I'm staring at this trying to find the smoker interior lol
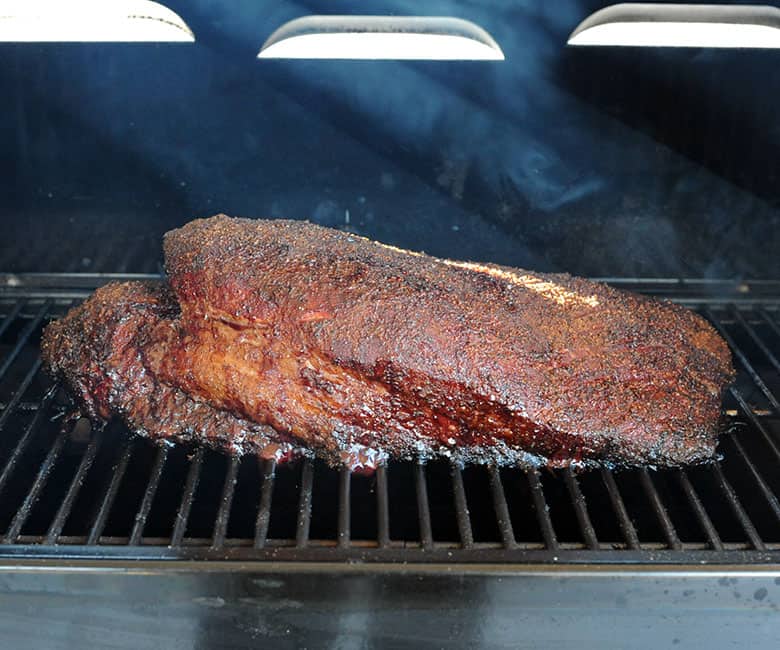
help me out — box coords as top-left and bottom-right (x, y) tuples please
(2, 5), (780, 648)
(1, 0), (780, 582)
(3, 7), (780, 282)
(0, 275), (777, 564)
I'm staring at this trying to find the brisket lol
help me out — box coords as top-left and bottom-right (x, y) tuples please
(41, 215), (735, 469)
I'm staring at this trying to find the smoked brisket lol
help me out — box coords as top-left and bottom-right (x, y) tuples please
(41, 215), (735, 469)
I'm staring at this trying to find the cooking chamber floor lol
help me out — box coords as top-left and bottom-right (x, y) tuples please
(0, 275), (778, 564)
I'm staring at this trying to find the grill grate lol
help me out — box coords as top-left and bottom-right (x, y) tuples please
(0, 275), (778, 563)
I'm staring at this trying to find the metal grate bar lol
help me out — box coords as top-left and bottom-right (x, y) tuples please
(170, 448), (204, 547)
(706, 309), (780, 413)
(375, 465), (390, 548)
(0, 359), (43, 435)
(211, 456), (240, 550)
(0, 301), (50, 383)
(730, 387), (780, 463)
(295, 459), (314, 547)
(759, 308), (780, 339)
(487, 466), (516, 549)
(675, 470), (723, 550)
(638, 469), (682, 550)
(710, 463), (765, 550)
(726, 434), (780, 522)
(254, 458), (276, 549)
(732, 308), (780, 374)
(601, 469), (640, 549)
(450, 464), (474, 549)
(527, 469), (558, 550)
(0, 300), (24, 339)
(415, 463), (434, 548)
(0, 401), (46, 413)
(337, 467), (351, 548)
(0, 379), (55, 496)
(563, 467), (599, 549)
(3, 428), (69, 544)
(45, 434), (101, 544)
(87, 440), (135, 545)
(9, 536), (780, 554)
(128, 447), (169, 546)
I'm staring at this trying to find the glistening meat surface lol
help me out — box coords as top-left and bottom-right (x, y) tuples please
(40, 282), (303, 462)
(41, 215), (735, 469)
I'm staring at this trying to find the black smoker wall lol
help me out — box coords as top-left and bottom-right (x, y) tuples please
(0, 0), (778, 277)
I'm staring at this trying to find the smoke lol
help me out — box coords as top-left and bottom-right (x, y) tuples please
(0, 0), (777, 278)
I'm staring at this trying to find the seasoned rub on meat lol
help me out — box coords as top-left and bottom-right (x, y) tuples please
(41, 281), (303, 462)
(41, 214), (735, 470)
